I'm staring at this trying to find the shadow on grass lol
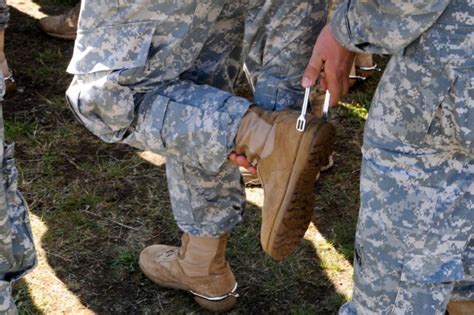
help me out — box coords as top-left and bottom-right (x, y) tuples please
(13, 279), (44, 315)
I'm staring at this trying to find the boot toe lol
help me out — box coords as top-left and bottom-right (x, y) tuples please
(139, 245), (180, 286)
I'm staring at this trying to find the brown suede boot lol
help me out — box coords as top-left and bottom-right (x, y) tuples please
(38, 4), (80, 40)
(235, 107), (336, 261)
(447, 301), (474, 315)
(139, 234), (237, 312)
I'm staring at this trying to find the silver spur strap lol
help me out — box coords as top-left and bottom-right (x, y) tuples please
(189, 282), (239, 301)
(357, 63), (378, 71)
(322, 90), (331, 121)
(296, 87), (311, 132)
(3, 69), (14, 83)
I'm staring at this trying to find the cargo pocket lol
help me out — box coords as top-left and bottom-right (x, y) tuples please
(67, 21), (156, 75)
(0, 143), (36, 281)
(365, 54), (455, 150)
(400, 252), (465, 285)
(66, 22), (156, 143)
(397, 184), (468, 285)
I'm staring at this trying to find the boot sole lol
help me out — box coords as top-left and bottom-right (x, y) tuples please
(38, 23), (76, 40)
(44, 32), (76, 40)
(262, 120), (334, 261)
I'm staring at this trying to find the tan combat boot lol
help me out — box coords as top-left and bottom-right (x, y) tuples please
(38, 4), (80, 40)
(447, 301), (474, 315)
(235, 106), (336, 261)
(139, 234), (237, 312)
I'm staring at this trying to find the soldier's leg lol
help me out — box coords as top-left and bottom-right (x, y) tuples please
(448, 216), (474, 315)
(165, 157), (245, 237)
(67, 3), (253, 310)
(340, 138), (472, 315)
(0, 71), (37, 314)
(339, 51), (473, 314)
(162, 2), (248, 237)
(243, 0), (327, 111)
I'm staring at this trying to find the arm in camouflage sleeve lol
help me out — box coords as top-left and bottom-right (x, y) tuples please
(331, 0), (451, 54)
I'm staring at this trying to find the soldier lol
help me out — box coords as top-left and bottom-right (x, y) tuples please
(303, 0), (473, 314)
(0, 1), (38, 313)
(66, 1), (335, 312)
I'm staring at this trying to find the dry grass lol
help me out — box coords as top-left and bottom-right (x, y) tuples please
(6, 1), (386, 314)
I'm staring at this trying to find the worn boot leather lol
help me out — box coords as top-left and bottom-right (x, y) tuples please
(447, 301), (474, 315)
(235, 106), (336, 261)
(139, 234), (237, 312)
(38, 4), (80, 40)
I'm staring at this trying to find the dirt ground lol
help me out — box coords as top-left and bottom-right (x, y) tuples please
(5, 1), (385, 314)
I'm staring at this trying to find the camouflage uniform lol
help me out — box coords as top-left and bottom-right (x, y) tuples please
(329, 0), (473, 313)
(0, 12), (38, 313)
(66, 1), (327, 237)
(0, 0), (8, 30)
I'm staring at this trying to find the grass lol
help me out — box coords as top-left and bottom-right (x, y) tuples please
(6, 0), (386, 313)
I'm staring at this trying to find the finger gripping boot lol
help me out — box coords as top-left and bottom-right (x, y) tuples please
(139, 234), (237, 312)
(235, 107), (336, 261)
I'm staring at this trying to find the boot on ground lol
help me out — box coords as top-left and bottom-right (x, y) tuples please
(139, 233), (237, 312)
(38, 4), (80, 40)
(235, 106), (335, 260)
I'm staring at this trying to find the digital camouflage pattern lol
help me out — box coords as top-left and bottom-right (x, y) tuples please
(330, 0), (473, 314)
(66, 0), (327, 237)
(0, 2), (37, 312)
(0, 0), (7, 30)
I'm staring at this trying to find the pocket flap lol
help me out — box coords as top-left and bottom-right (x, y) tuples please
(67, 21), (155, 74)
(401, 252), (465, 284)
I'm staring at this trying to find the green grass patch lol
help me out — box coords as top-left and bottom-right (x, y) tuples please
(4, 120), (36, 140)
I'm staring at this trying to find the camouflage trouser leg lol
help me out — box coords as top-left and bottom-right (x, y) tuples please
(0, 281), (15, 315)
(0, 0), (7, 30)
(243, 0), (326, 111)
(67, 0), (326, 237)
(339, 51), (473, 314)
(0, 75), (37, 314)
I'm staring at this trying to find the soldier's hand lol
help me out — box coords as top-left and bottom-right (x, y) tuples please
(302, 25), (355, 107)
(228, 152), (257, 174)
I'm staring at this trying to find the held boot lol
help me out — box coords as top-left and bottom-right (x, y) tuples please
(38, 4), (80, 40)
(139, 234), (237, 312)
(235, 106), (336, 261)
(447, 301), (474, 315)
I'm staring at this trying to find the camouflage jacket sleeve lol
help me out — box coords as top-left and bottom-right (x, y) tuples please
(330, 0), (451, 54)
